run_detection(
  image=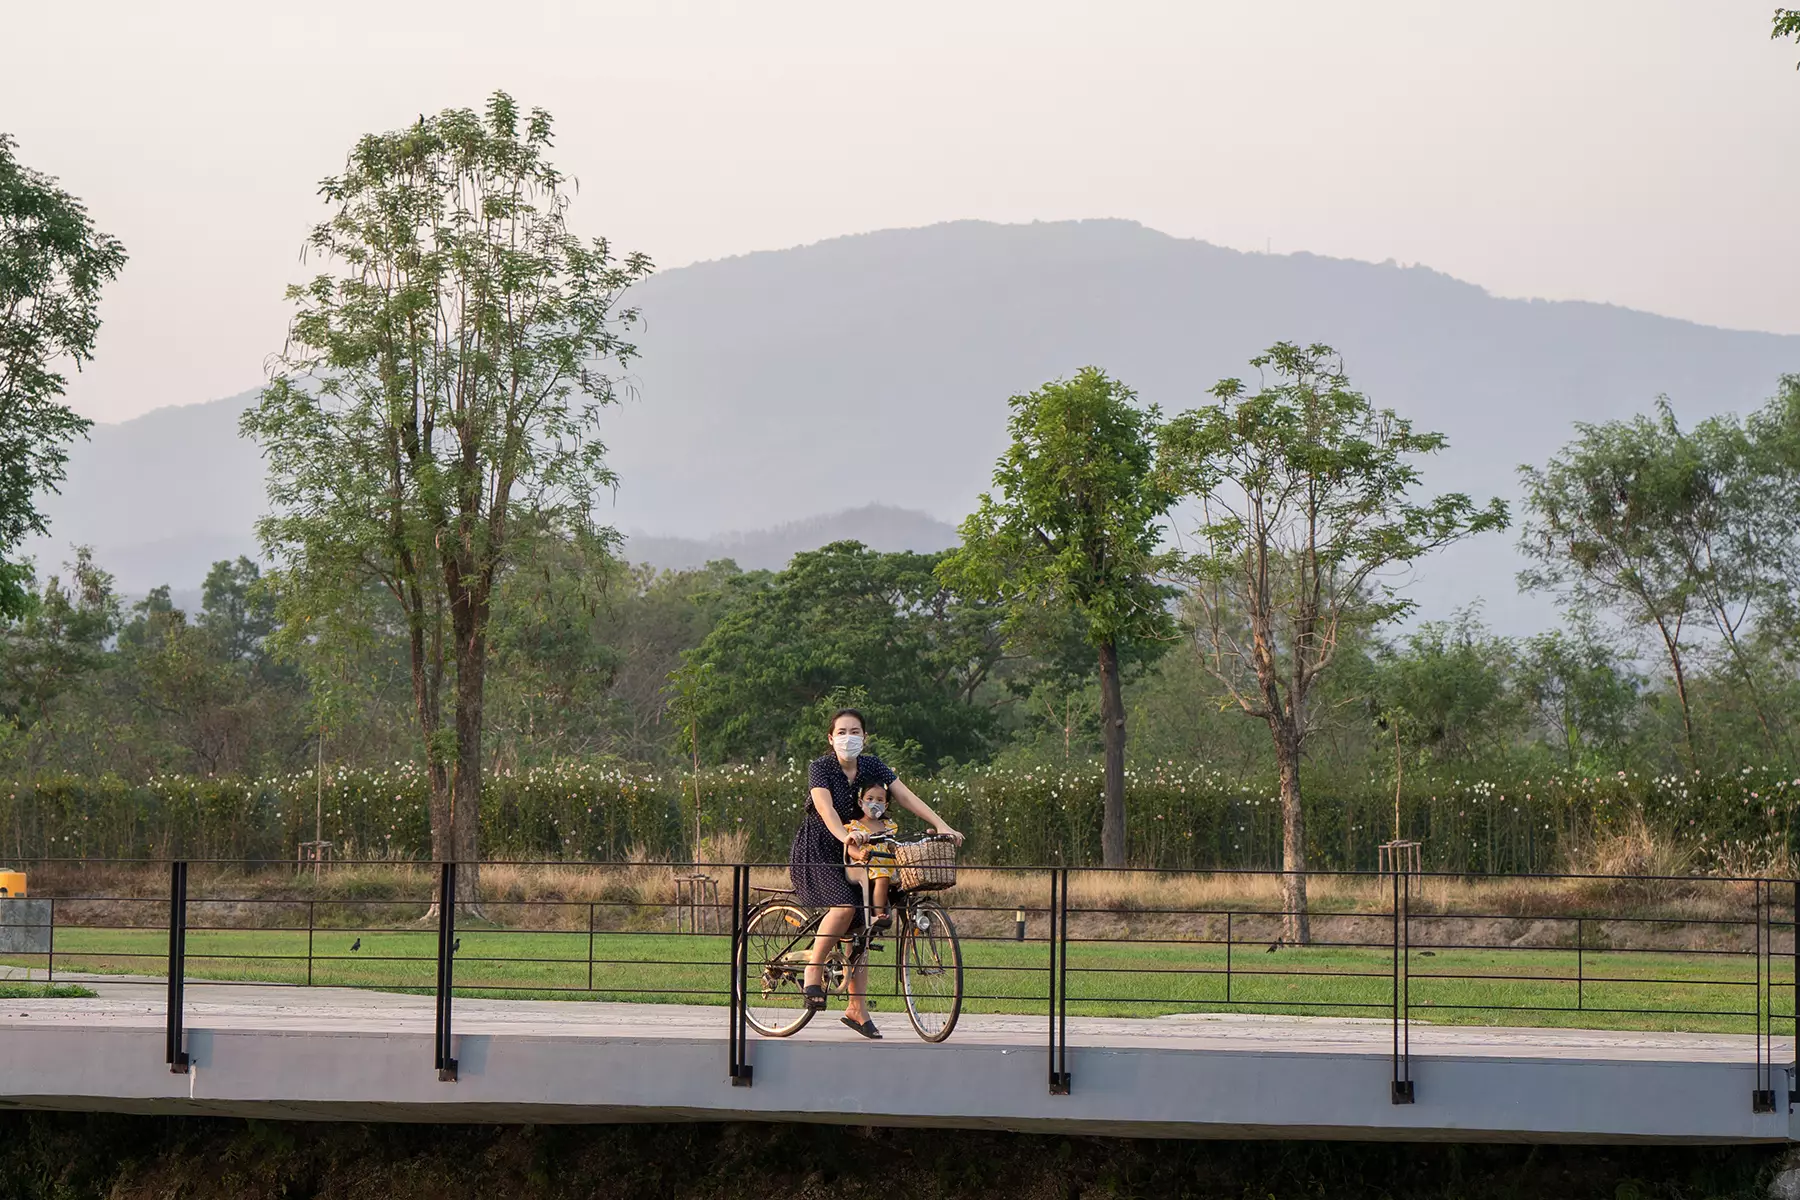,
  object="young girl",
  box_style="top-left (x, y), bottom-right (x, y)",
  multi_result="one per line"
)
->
top-left (846, 783), bottom-right (899, 928)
